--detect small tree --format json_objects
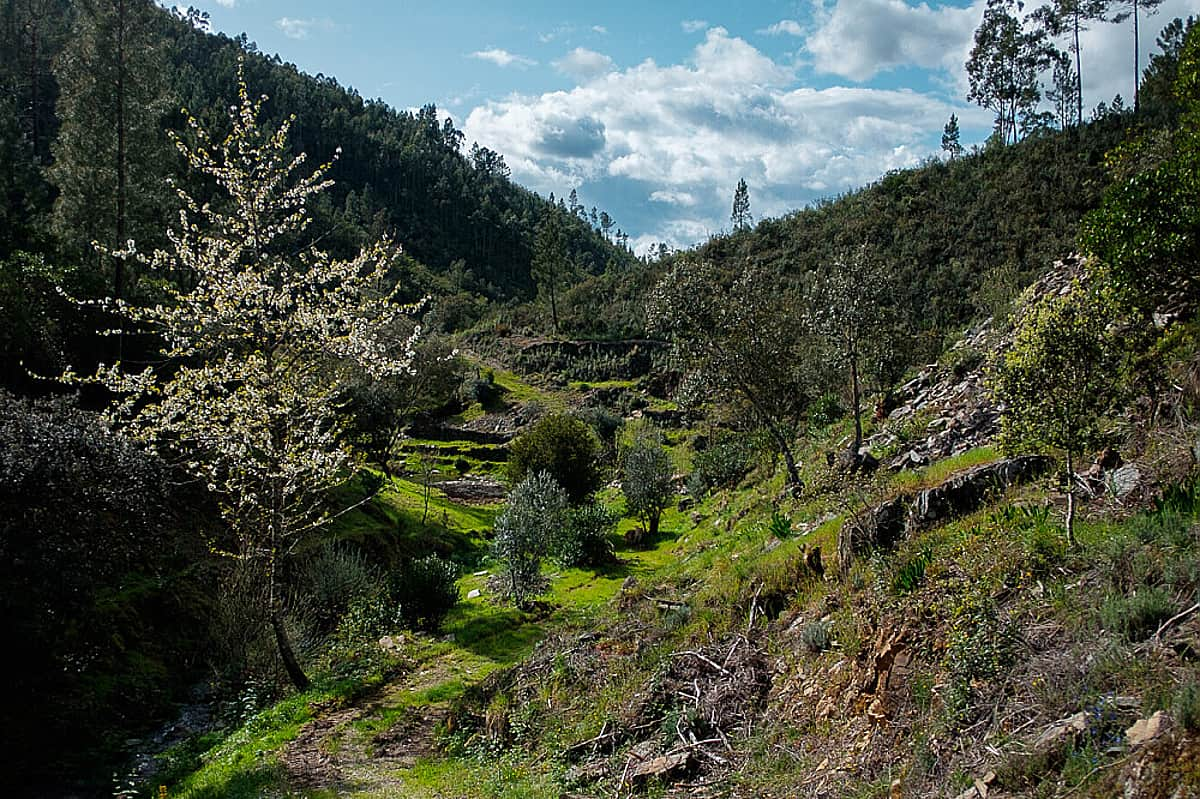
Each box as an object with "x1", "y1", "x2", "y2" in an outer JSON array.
[
  {"x1": 990, "y1": 273, "x2": 1124, "y2": 543},
  {"x1": 493, "y1": 471, "x2": 567, "y2": 607},
  {"x1": 64, "y1": 66, "x2": 424, "y2": 690},
  {"x1": 731, "y1": 178, "x2": 752, "y2": 231},
  {"x1": 809, "y1": 244, "x2": 895, "y2": 460},
  {"x1": 648, "y1": 259, "x2": 814, "y2": 486},
  {"x1": 506, "y1": 413, "x2": 602, "y2": 505},
  {"x1": 941, "y1": 114, "x2": 964, "y2": 159},
  {"x1": 621, "y1": 424, "x2": 673, "y2": 546}
]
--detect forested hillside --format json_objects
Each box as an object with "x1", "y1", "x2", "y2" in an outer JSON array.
[{"x1": 0, "y1": 0, "x2": 635, "y2": 391}]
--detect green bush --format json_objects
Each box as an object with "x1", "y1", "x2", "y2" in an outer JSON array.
[
  {"x1": 689, "y1": 432, "x2": 753, "y2": 493},
  {"x1": 552, "y1": 502, "x2": 618, "y2": 567},
  {"x1": 800, "y1": 619, "x2": 832, "y2": 653},
  {"x1": 392, "y1": 555, "x2": 461, "y2": 632},
  {"x1": 506, "y1": 414, "x2": 602, "y2": 505},
  {"x1": 299, "y1": 543, "x2": 381, "y2": 633},
  {"x1": 1099, "y1": 587, "x2": 1175, "y2": 642},
  {"x1": 808, "y1": 393, "x2": 843, "y2": 428},
  {"x1": 1173, "y1": 682, "x2": 1200, "y2": 732}
]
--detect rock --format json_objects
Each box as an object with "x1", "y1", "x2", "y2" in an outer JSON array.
[
  {"x1": 908, "y1": 455, "x2": 1051, "y2": 532},
  {"x1": 564, "y1": 759, "x2": 609, "y2": 785},
  {"x1": 1108, "y1": 464, "x2": 1141, "y2": 498},
  {"x1": 626, "y1": 749, "x2": 693, "y2": 785},
  {"x1": 1035, "y1": 711, "x2": 1089, "y2": 751},
  {"x1": 1126, "y1": 711, "x2": 1169, "y2": 749},
  {"x1": 466, "y1": 589, "x2": 482, "y2": 600},
  {"x1": 379, "y1": 634, "x2": 407, "y2": 654},
  {"x1": 677, "y1": 496, "x2": 695, "y2": 511}
]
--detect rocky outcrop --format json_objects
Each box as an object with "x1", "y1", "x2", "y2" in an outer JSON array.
[
  {"x1": 839, "y1": 455, "x2": 1052, "y2": 568},
  {"x1": 907, "y1": 454, "x2": 1052, "y2": 532}
]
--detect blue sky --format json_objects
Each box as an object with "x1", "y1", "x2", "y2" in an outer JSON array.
[{"x1": 186, "y1": 0, "x2": 1192, "y2": 254}]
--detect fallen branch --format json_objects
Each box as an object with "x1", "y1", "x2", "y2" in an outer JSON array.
[
  {"x1": 1154, "y1": 602, "x2": 1200, "y2": 642},
  {"x1": 672, "y1": 650, "x2": 731, "y2": 676}
]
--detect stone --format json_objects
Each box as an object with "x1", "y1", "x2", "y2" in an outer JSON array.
[
  {"x1": 1125, "y1": 711, "x2": 1169, "y2": 749},
  {"x1": 466, "y1": 589, "x2": 482, "y2": 600},
  {"x1": 1035, "y1": 711, "x2": 1089, "y2": 751},
  {"x1": 1108, "y1": 464, "x2": 1141, "y2": 499},
  {"x1": 626, "y1": 750, "x2": 693, "y2": 784}
]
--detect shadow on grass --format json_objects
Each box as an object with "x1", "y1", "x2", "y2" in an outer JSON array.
[
  {"x1": 449, "y1": 606, "x2": 545, "y2": 665},
  {"x1": 182, "y1": 764, "x2": 285, "y2": 799}
]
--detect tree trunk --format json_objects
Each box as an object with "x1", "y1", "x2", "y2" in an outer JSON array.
[
  {"x1": 648, "y1": 513, "x2": 659, "y2": 540},
  {"x1": 271, "y1": 608, "x2": 310, "y2": 691},
  {"x1": 1133, "y1": 0, "x2": 1141, "y2": 113},
  {"x1": 549, "y1": 283, "x2": 559, "y2": 334},
  {"x1": 1073, "y1": 12, "x2": 1083, "y2": 126},
  {"x1": 849, "y1": 353, "x2": 863, "y2": 456},
  {"x1": 114, "y1": 0, "x2": 127, "y2": 360},
  {"x1": 1065, "y1": 450, "x2": 1076, "y2": 546}
]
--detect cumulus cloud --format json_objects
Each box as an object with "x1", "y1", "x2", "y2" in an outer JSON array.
[
  {"x1": 275, "y1": 17, "x2": 338, "y2": 41},
  {"x1": 760, "y1": 19, "x2": 805, "y2": 36},
  {"x1": 214, "y1": 0, "x2": 234, "y2": 6},
  {"x1": 804, "y1": 0, "x2": 981, "y2": 81},
  {"x1": 592, "y1": 25, "x2": 608, "y2": 34},
  {"x1": 1071, "y1": 0, "x2": 1194, "y2": 112},
  {"x1": 553, "y1": 47, "x2": 616, "y2": 80},
  {"x1": 465, "y1": 27, "x2": 976, "y2": 251},
  {"x1": 469, "y1": 48, "x2": 537, "y2": 68},
  {"x1": 681, "y1": 19, "x2": 708, "y2": 33}
]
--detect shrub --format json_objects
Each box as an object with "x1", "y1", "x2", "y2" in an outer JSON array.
[
  {"x1": 465, "y1": 372, "x2": 504, "y2": 408},
  {"x1": 575, "y1": 406, "x2": 624, "y2": 459},
  {"x1": 299, "y1": 543, "x2": 381, "y2": 633},
  {"x1": 800, "y1": 620, "x2": 832, "y2": 653},
  {"x1": 808, "y1": 392, "x2": 844, "y2": 428},
  {"x1": 506, "y1": 414, "x2": 602, "y2": 505},
  {"x1": 1099, "y1": 587, "x2": 1174, "y2": 642},
  {"x1": 493, "y1": 472, "x2": 568, "y2": 607},
  {"x1": 1173, "y1": 682, "x2": 1200, "y2": 732},
  {"x1": 690, "y1": 432, "x2": 753, "y2": 493},
  {"x1": 767, "y1": 511, "x2": 792, "y2": 539},
  {"x1": 393, "y1": 555, "x2": 461, "y2": 632},
  {"x1": 553, "y1": 502, "x2": 618, "y2": 567}
]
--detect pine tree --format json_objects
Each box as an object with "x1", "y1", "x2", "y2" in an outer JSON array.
[
  {"x1": 941, "y1": 114, "x2": 964, "y2": 159},
  {"x1": 1109, "y1": 0, "x2": 1166, "y2": 112},
  {"x1": 731, "y1": 178, "x2": 752, "y2": 230},
  {"x1": 1031, "y1": 0, "x2": 1109, "y2": 125},
  {"x1": 49, "y1": 0, "x2": 172, "y2": 300},
  {"x1": 532, "y1": 209, "x2": 568, "y2": 333}
]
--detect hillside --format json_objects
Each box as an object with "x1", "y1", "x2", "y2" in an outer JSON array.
[{"x1": 1, "y1": 4, "x2": 1199, "y2": 798}]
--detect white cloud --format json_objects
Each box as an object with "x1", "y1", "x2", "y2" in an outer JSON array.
[
  {"x1": 804, "y1": 0, "x2": 982, "y2": 82},
  {"x1": 469, "y1": 48, "x2": 537, "y2": 68},
  {"x1": 214, "y1": 0, "x2": 234, "y2": 6},
  {"x1": 1072, "y1": 0, "x2": 1194, "y2": 113},
  {"x1": 592, "y1": 25, "x2": 608, "y2": 35},
  {"x1": 760, "y1": 19, "x2": 805, "y2": 36},
  {"x1": 650, "y1": 190, "x2": 699, "y2": 207},
  {"x1": 681, "y1": 19, "x2": 708, "y2": 33},
  {"x1": 275, "y1": 17, "x2": 337, "y2": 41},
  {"x1": 553, "y1": 47, "x2": 616, "y2": 80},
  {"x1": 465, "y1": 27, "x2": 975, "y2": 250}
]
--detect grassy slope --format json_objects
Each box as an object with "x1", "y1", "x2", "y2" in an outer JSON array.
[{"x1": 157, "y1": 360, "x2": 1200, "y2": 798}]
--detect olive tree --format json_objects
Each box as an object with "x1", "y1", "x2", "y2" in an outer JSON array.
[
  {"x1": 493, "y1": 471, "x2": 567, "y2": 608},
  {"x1": 64, "y1": 66, "x2": 424, "y2": 690},
  {"x1": 621, "y1": 423, "x2": 673, "y2": 546}
]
